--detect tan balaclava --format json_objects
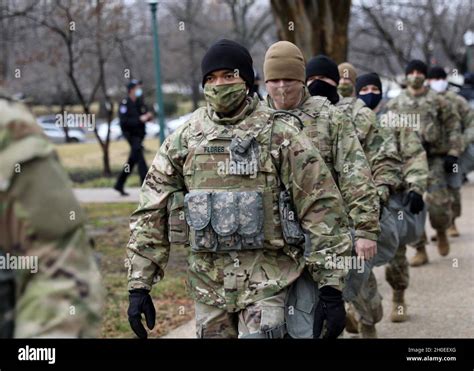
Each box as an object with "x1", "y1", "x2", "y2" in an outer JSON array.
[{"x1": 338, "y1": 62, "x2": 357, "y2": 97}]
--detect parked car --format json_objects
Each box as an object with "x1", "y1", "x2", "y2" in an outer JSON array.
[
  {"x1": 97, "y1": 118, "x2": 161, "y2": 142},
  {"x1": 166, "y1": 113, "x2": 193, "y2": 134},
  {"x1": 97, "y1": 118, "x2": 123, "y2": 141},
  {"x1": 37, "y1": 116, "x2": 86, "y2": 143}
]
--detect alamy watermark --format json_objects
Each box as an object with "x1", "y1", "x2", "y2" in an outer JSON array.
[
  {"x1": 217, "y1": 159, "x2": 258, "y2": 178},
  {"x1": 18, "y1": 345, "x2": 55, "y2": 364},
  {"x1": 379, "y1": 111, "x2": 420, "y2": 131},
  {"x1": 324, "y1": 253, "x2": 365, "y2": 273},
  {"x1": 0, "y1": 253, "x2": 38, "y2": 273},
  {"x1": 55, "y1": 111, "x2": 95, "y2": 131}
]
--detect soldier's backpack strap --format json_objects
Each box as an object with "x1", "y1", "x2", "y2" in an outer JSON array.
[
  {"x1": 265, "y1": 111, "x2": 306, "y2": 247},
  {"x1": 270, "y1": 110, "x2": 304, "y2": 130},
  {"x1": 299, "y1": 96, "x2": 331, "y2": 121},
  {"x1": 266, "y1": 110, "x2": 304, "y2": 159}
]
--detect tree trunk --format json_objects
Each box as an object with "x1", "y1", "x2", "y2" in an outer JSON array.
[{"x1": 270, "y1": 0, "x2": 351, "y2": 63}]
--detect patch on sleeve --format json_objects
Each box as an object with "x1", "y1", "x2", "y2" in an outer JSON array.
[{"x1": 119, "y1": 105, "x2": 127, "y2": 114}]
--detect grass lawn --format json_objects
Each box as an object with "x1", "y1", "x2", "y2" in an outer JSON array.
[
  {"x1": 55, "y1": 138, "x2": 160, "y2": 188},
  {"x1": 83, "y1": 203, "x2": 194, "y2": 338}
]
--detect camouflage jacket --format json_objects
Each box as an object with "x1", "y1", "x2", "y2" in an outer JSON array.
[
  {"x1": 267, "y1": 90, "x2": 380, "y2": 242},
  {"x1": 378, "y1": 101, "x2": 429, "y2": 195},
  {"x1": 439, "y1": 90, "x2": 474, "y2": 148},
  {"x1": 337, "y1": 96, "x2": 404, "y2": 203},
  {"x1": 0, "y1": 92, "x2": 103, "y2": 337},
  {"x1": 386, "y1": 88, "x2": 462, "y2": 157},
  {"x1": 126, "y1": 95, "x2": 352, "y2": 311}
]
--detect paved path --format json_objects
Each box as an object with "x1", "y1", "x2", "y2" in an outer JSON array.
[
  {"x1": 161, "y1": 181, "x2": 474, "y2": 338},
  {"x1": 74, "y1": 187, "x2": 140, "y2": 203}
]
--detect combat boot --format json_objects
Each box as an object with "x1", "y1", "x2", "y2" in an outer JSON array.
[
  {"x1": 437, "y1": 230, "x2": 450, "y2": 256},
  {"x1": 447, "y1": 222, "x2": 460, "y2": 238},
  {"x1": 359, "y1": 323, "x2": 377, "y2": 338},
  {"x1": 345, "y1": 311, "x2": 359, "y2": 334},
  {"x1": 409, "y1": 246, "x2": 428, "y2": 267},
  {"x1": 390, "y1": 290, "x2": 407, "y2": 322}
]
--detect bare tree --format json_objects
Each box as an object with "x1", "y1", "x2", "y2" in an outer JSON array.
[
  {"x1": 222, "y1": 0, "x2": 274, "y2": 49},
  {"x1": 270, "y1": 0, "x2": 352, "y2": 63},
  {"x1": 165, "y1": 0, "x2": 212, "y2": 109},
  {"x1": 350, "y1": 0, "x2": 474, "y2": 76},
  {"x1": 9, "y1": 0, "x2": 139, "y2": 175}
]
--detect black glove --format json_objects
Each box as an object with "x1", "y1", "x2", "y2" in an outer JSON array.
[
  {"x1": 128, "y1": 289, "x2": 156, "y2": 339},
  {"x1": 406, "y1": 191, "x2": 424, "y2": 214},
  {"x1": 313, "y1": 286, "x2": 346, "y2": 339},
  {"x1": 444, "y1": 155, "x2": 458, "y2": 173}
]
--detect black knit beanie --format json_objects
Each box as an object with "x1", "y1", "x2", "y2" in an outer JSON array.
[
  {"x1": 405, "y1": 59, "x2": 428, "y2": 76},
  {"x1": 356, "y1": 72, "x2": 382, "y2": 95},
  {"x1": 427, "y1": 66, "x2": 447, "y2": 79},
  {"x1": 306, "y1": 55, "x2": 340, "y2": 83},
  {"x1": 201, "y1": 39, "x2": 254, "y2": 87}
]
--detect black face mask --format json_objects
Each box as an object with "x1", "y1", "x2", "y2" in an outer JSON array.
[
  {"x1": 358, "y1": 93, "x2": 382, "y2": 110},
  {"x1": 308, "y1": 79, "x2": 339, "y2": 104}
]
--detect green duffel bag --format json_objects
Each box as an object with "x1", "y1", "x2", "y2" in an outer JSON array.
[
  {"x1": 460, "y1": 143, "x2": 474, "y2": 175},
  {"x1": 372, "y1": 205, "x2": 399, "y2": 267},
  {"x1": 389, "y1": 192, "x2": 427, "y2": 247},
  {"x1": 285, "y1": 269, "x2": 319, "y2": 338}
]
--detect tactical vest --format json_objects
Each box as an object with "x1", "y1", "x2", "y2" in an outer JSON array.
[
  {"x1": 175, "y1": 106, "x2": 303, "y2": 253},
  {"x1": 290, "y1": 96, "x2": 336, "y2": 180}
]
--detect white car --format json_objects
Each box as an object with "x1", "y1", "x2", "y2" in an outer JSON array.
[
  {"x1": 97, "y1": 118, "x2": 161, "y2": 142},
  {"x1": 166, "y1": 113, "x2": 193, "y2": 134},
  {"x1": 37, "y1": 116, "x2": 86, "y2": 143},
  {"x1": 97, "y1": 118, "x2": 123, "y2": 141}
]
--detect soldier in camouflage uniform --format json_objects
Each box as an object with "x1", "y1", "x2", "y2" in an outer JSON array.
[
  {"x1": 427, "y1": 66, "x2": 474, "y2": 238},
  {"x1": 0, "y1": 88, "x2": 103, "y2": 337},
  {"x1": 125, "y1": 39, "x2": 352, "y2": 339},
  {"x1": 377, "y1": 75, "x2": 429, "y2": 322},
  {"x1": 264, "y1": 43, "x2": 380, "y2": 259},
  {"x1": 337, "y1": 67, "x2": 403, "y2": 214},
  {"x1": 263, "y1": 43, "x2": 380, "y2": 339},
  {"x1": 340, "y1": 73, "x2": 428, "y2": 328},
  {"x1": 336, "y1": 67, "x2": 405, "y2": 337},
  {"x1": 386, "y1": 60, "x2": 462, "y2": 267}
]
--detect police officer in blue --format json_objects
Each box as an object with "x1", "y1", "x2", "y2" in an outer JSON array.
[{"x1": 114, "y1": 79, "x2": 153, "y2": 196}]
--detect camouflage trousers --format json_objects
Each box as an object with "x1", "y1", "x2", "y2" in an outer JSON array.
[
  {"x1": 425, "y1": 156, "x2": 454, "y2": 231},
  {"x1": 385, "y1": 244, "x2": 409, "y2": 291},
  {"x1": 347, "y1": 270, "x2": 383, "y2": 326},
  {"x1": 450, "y1": 187, "x2": 461, "y2": 220},
  {"x1": 412, "y1": 157, "x2": 453, "y2": 249},
  {"x1": 195, "y1": 289, "x2": 287, "y2": 338}
]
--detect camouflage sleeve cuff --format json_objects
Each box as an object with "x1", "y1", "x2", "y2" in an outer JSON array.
[
  {"x1": 127, "y1": 280, "x2": 153, "y2": 291},
  {"x1": 126, "y1": 250, "x2": 162, "y2": 292},
  {"x1": 448, "y1": 149, "x2": 461, "y2": 158},
  {"x1": 307, "y1": 266, "x2": 345, "y2": 291},
  {"x1": 408, "y1": 185, "x2": 424, "y2": 196},
  {"x1": 377, "y1": 185, "x2": 391, "y2": 205},
  {"x1": 354, "y1": 229, "x2": 378, "y2": 241}
]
